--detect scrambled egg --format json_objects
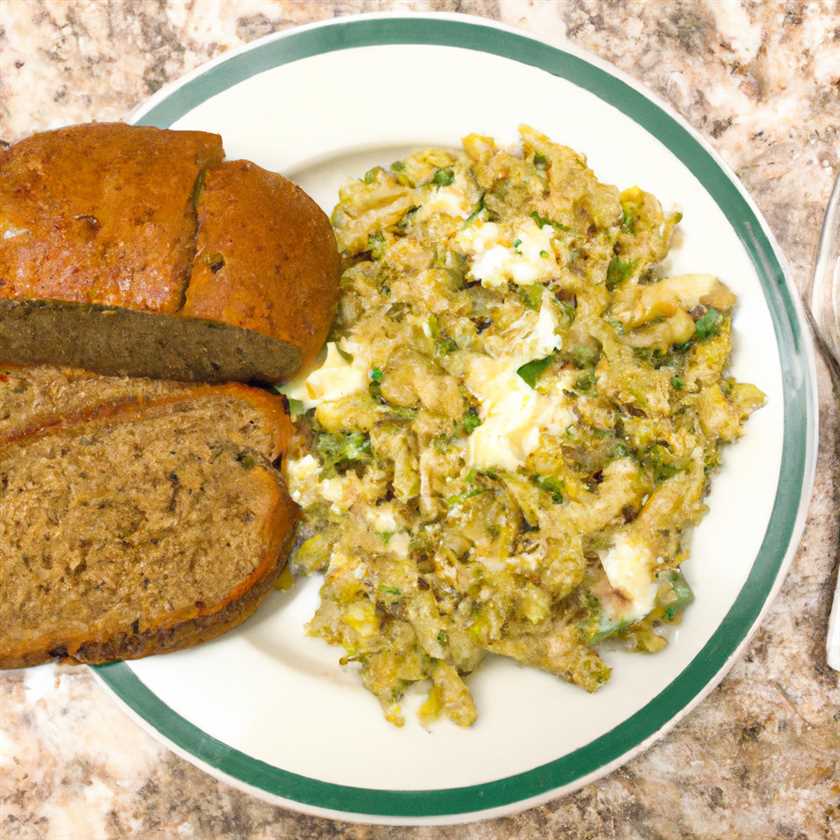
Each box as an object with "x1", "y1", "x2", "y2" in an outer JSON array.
[{"x1": 282, "y1": 126, "x2": 765, "y2": 727}]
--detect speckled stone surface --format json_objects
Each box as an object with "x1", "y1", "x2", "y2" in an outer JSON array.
[{"x1": 0, "y1": 1, "x2": 838, "y2": 838}]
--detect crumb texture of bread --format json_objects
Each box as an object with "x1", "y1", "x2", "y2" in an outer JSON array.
[
  {"x1": 0, "y1": 363, "x2": 190, "y2": 440},
  {"x1": 0, "y1": 123, "x2": 339, "y2": 383},
  {"x1": 0, "y1": 382, "x2": 298, "y2": 667}
]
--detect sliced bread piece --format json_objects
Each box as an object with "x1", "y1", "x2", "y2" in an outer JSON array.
[
  {"x1": 0, "y1": 384, "x2": 298, "y2": 668},
  {"x1": 0, "y1": 363, "x2": 191, "y2": 440},
  {"x1": 0, "y1": 123, "x2": 339, "y2": 383}
]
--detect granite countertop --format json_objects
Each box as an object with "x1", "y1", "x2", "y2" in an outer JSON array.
[{"x1": 0, "y1": 1, "x2": 838, "y2": 838}]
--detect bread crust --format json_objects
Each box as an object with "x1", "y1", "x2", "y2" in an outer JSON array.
[
  {"x1": 0, "y1": 124, "x2": 339, "y2": 383},
  {"x1": 0, "y1": 123, "x2": 223, "y2": 313},
  {"x1": 184, "y1": 160, "x2": 341, "y2": 370}
]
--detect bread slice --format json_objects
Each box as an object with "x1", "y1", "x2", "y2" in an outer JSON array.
[
  {"x1": 185, "y1": 160, "x2": 340, "y2": 372},
  {"x1": 0, "y1": 122, "x2": 224, "y2": 313},
  {"x1": 0, "y1": 123, "x2": 339, "y2": 383},
  {"x1": 0, "y1": 382, "x2": 298, "y2": 668},
  {"x1": 0, "y1": 363, "x2": 191, "y2": 441}
]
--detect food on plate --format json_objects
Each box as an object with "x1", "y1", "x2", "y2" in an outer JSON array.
[
  {"x1": 0, "y1": 376, "x2": 298, "y2": 668},
  {"x1": 0, "y1": 122, "x2": 339, "y2": 383},
  {"x1": 283, "y1": 125, "x2": 765, "y2": 726}
]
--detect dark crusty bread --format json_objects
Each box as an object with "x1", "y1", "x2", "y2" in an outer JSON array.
[
  {"x1": 0, "y1": 123, "x2": 223, "y2": 312},
  {"x1": 0, "y1": 379, "x2": 299, "y2": 668},
  {"x1": 185, "y1": 160, "x2": 340, "y2": 372},
  {"x1": 0, "y1": 123, "x2": 339, "y2": 383}
]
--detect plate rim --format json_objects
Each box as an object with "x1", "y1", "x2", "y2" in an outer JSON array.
[{"x1": 95, "y1": 11, "x2": 819, "y2": 825}]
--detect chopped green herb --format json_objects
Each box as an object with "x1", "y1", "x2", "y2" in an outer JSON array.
[
  {"x1": 606, "y1": 256, "x2": 636, "y2": 290},
  {"x1": 367, "y1": 231, "x2": 386, "y2": 260},
  {"x1": 513, "y1": 238, "x2": 522, "y2": 252},
  {"x1": 316, "y1": 431, "x2": 372, "y2": 474},
  {"x1": 531, "y1": 474, "x2": 564, "y2": 503},
  {"x1": 462, "y1": 408, "x2": 482, "y2": 434},
  {"x1": 390, "y1": 160, "x2": 405, "y2": 171},
  {"x1": 656, "y1": 569, "x2": 694, "y2": 622},
  {"x1": 396, "y1": 206, "x2": 419, "y2": 231},
  {"x1": 445, "y1": 487, "x2": 488, "y2": 507},
  {"x1": 464, "y1": 193, "x2": 485, "y2": 224},
  {"x1": 620, "y1": 206, "x2": 636, "y2": 233},
  {"x1": 530, "y1": 210, "x2": 569, "y2": 231},
  {"x1": 575, "y1": 371, "x2": 595, "y2": 392},
  {"x1": 388, "y1": 406, "x2": 418, "y2": 421},
  {"x1": 533, "y1": 152, "x2": 548, "y2": 170},
  {"x1": 557, "y1": 298, "x2": 577, "y2": 325},
  {"x1": 571, "y1": 344, "x2": 600, "y2": 369},
  {"x1": 671, "y1": 375, "x2": 685, "y2": 390},
  {"x1": 539, "y1": 249, "x2": 550, "y2": 258},
  {"x1": 519, "y1": 283, "x2": 544, "y2": 311},
  {"x1": 517, "y1": 355, "x2": 554, "y2": 388},
  {"x1": 379, "y1": 532, "x2": 394, "y2": 545},
  {"x1": 431, "y1": 167, "x2": 454, "y2": 187},
  {"x1": 694, "y1": 307, "x2": 723, "y2": 340},
  {"x1": 644, "y1": 444, "x2": 680, "y2": 483},
  {"x1": 436, "y1": 629, "x2": 449, "y2": 645},
  {"x1": 379, "y1": 585, "x2": 402, "y2": 597},
  {"x1": 613, "y1": 442, "x2": 632, "y2": 459},
  {"x1": 370, "y1": 367, "x2": 384, "y2": 383},
  {"x1": 435, "y1": 334, "x2": 458, "y2": 356}
]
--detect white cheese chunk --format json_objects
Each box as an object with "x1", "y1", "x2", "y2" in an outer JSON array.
[
  {"x1": 599, "y1": 532, "x2": 659, "y2": 622},
  {"x1": 456, "y1": 218, "x2": 558, "y2": 289},
  {"x1": 465, "y1": 296, "x2": 573, "y2": 471},
  {"x1": 417, "y1": 184, "x2": 471, "y2": 220},
  {"x1": 285, "y1": 454, "x2": 321, "y2": 507}
]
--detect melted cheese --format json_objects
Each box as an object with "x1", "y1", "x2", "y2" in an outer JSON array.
[{"x1": 282, "y1": 342, "x2": 367, "y2": 410}]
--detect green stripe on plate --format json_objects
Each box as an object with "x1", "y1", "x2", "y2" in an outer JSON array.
[{"x1": 97, "y1": 16, "x2": 813, "y2": 820}]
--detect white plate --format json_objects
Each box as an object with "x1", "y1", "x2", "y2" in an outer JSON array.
[{"x1": 93, "y1": 12, "x2": 818, "y2": 825}]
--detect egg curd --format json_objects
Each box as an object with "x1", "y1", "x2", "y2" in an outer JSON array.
[{"x1": 281, "y1": 126, "x2": 764, "y2": 727}]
